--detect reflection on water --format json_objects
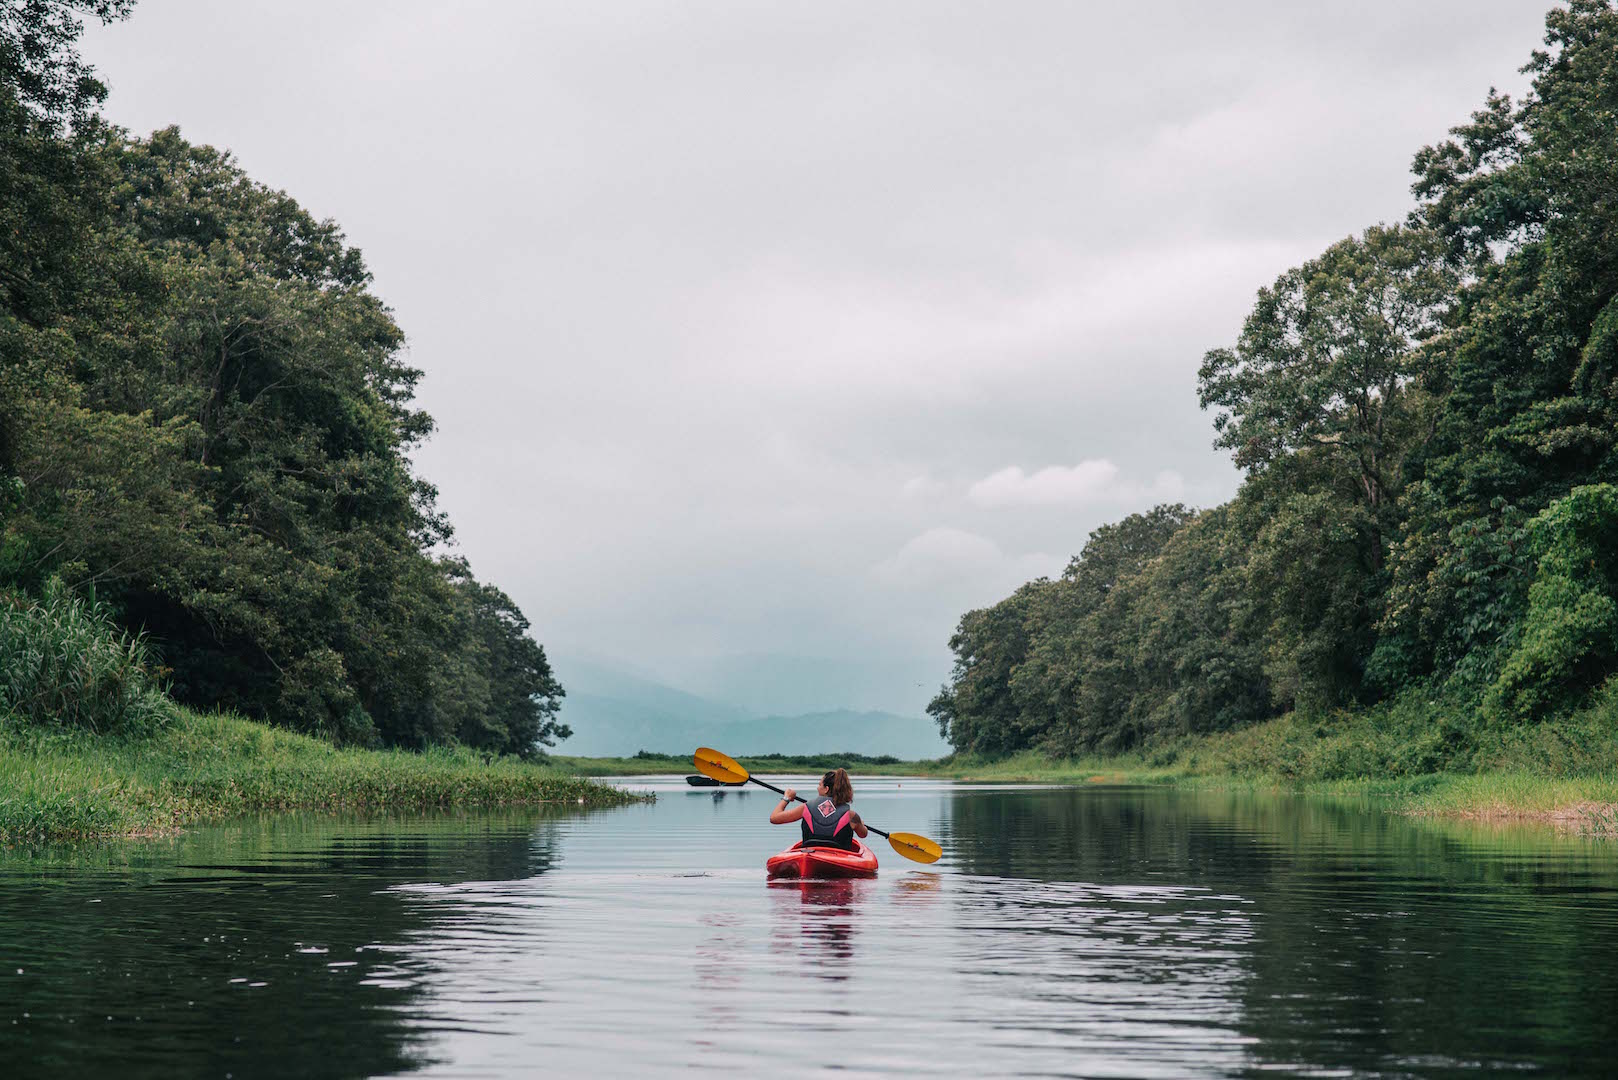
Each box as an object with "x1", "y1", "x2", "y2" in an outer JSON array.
[
  {"x1": 4, "y1": 783, "x2": 1618, "y2": 1077},
  {"x1": 770, "y1": 878, "x2": 864, "y2": 978},
  {"x1": 0, "y1": 813, "x2": 561, "y2": 1078}
]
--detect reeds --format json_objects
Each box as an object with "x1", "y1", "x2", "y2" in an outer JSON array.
[
  {"x1": 0, "y1": 709, "x2": 647, "y2": 843},
  {"x1": 0, "y1": 581, "x2": 647, "y2": 843},
  {"x1": 0, "y1": 579, "x2": 170, "y2": 736}
]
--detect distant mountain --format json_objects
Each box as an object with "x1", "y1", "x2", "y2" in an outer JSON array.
[
  {"x1": 680, "y1": 651, "x2": 938, "y2": 717},
  {"x1": 704, "y1": 709, "x2": 950, "y2": 759},
  {"x1": 551, "y1": 659, "x2": 948, "y2": 759}
]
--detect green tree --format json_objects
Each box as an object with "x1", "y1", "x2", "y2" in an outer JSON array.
[
  {"x1": 1486, "y1": 484, "x2": 1618, "y2": 720},
  {"x1": 1023, "y1": 505, "x2": 1194, "y2": 753},
  {"x1": 444, "y1": 561, "x2": 569, "y2": 754},
  {"x1": 930, "y1": 2, "x2": 1618, "y2": 758},
  {"x1": 928, "y1": 580, "x2": 1051, "y2": 756},
  {"x1": 1240, "y1": 488, "x2": 1382, "y2": 708},
  {"x1": 1, "y1": 4, "x2": 570, "y2": 756},
  {"x1": 1130, "y1": 507, "x2": 1271, "y2": 738},
  {"x1": 0, "y1": 2, "x2": 130, "y2": 131},
  {"x1": 929, "y1": 507, "x2": 1195, "y2": 757},
  {"x1": 1198, "y1": 225, "x2": 1454, "y2": 518},
  {"x1": 1389, "y1": 0, "x2": 1618, "y2": 688}
]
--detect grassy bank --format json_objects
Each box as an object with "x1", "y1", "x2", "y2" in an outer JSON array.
[
  {"x1": 0, "y1": 708, "x2": 647, "y2": 844},
  {"x1": 917, "y1": 693, "x2": 1618, "y2": 830},
  {"x1": 911, "y1": 750, "x2": 1618, "y2": 827}
]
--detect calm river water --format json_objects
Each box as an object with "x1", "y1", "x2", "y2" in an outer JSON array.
[{"x1": 3, "y1": 778, "x2": 1618, "y2": 1077}]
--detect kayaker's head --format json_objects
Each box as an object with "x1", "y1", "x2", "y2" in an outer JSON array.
[{"x1": 819, "y1": 767, "x2": 853, "y2": 805}]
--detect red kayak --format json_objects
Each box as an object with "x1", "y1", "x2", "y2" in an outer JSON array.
[{"x1": 766, "y1": 838, "x2": 879, "y2": 879}]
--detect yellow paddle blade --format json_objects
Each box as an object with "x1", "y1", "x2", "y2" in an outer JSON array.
[
  {"x1": 692, "y1": 746, "x2": 749, "y2": 785},
  {"x1": 886, "y1": 832, "x2": 942, "y2": 864}
]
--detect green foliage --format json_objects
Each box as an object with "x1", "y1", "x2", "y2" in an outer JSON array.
[
  {"x1": 0, "y1": 578, "x2": 168, "y2": 735},
  {"x1": 1487, "y1": 485, "x2": 1618, "y2": 719},
  {"x1": 1199, "y1": 225, "x2": 1453, "y2": 511},
  {"x1": 1377, "y1": 493, "x2": 1534, "y2": 689},
  {"x1": 0, "y1": 707, "x2": 644, "y2": 843},
  {"x1": 1129, "y1": 507, "x2": 1270, "y2": 735},
  {"x1": 0, "y1": 2, "x2": 131, "y2": 131},
  {"x1": 927, "y1": 579, "x2": 1050, "y2": 756},
  {"x1": 440, "y1": 560, "x2": 569, "y2": 755},
  {"x1": 934, "y1": 2, "x2": 1618, "y2": 763},
  {"x1": 1036, "y1": 504, "x2": 1197, "y2": 753},
  {"x1": 1243, "y1": 490, "x2": 1381, "y2": 707},
  {"x1": 930, "y1": 506, "x2": 1199, "y2": 757},
  {"x1": 0, "y1": 3, "x2": 567, "y2": 756}
]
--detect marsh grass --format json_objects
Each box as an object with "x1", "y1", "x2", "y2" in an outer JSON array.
[
  {"x1": 1576, "y1": 803, "x2": 1618, "y2": 835},
  {"x1": 0, "y1": 708, "x2": 645, "y2": 843},
  {"x1": 911, "y1": 696, "x2": 1618, "y2": 830},
  {"x1": 0, "y1": 580, "x2": 169, "y2": 736}
]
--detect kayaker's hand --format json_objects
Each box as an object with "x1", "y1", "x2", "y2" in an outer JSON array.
[{"x1": 782, "y1": 787, "x2": 796, "y2": 802}]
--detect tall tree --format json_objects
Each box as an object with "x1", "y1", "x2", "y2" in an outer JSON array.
[
  {"x1": 1198, "y1": 225, "x2": 1454, "y2": 519},
  {"x1": 1, "y1": 4, "x2": 571, "y2": 755},
  {"x1": 928, "y1": 580, "x2": 1051, "y2": 756},
  {"x1": 1385, "y1": 0, "x2": 1618, "y2": 688},
  {"x1": 1019, "y1": 506, "x2": 1194, "y2": 754}
]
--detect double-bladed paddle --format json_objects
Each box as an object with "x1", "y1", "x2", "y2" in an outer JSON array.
[{"x1": 692, "y1": 746, "x2": 943, "y2": 865}]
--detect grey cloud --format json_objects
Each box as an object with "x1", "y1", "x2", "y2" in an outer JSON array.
[{"x1": 83, "y1": 0, "x2": 1548, "y2": 716}]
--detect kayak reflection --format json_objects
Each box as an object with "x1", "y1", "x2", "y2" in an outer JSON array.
[
  {"x1": 768, "y1": 878, "x2": 871, "y2": 981},
  {"x1": 893, "y1": 871, "x2": 943, "y2": 902}
]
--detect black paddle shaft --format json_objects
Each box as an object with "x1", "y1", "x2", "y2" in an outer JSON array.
[{"x1": 749, "y1": 776, "x2": 891, "y2": 840}]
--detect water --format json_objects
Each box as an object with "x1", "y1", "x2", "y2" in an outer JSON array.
[{"x1": 4, "y1": 778, "x2": 1618, "y2": 1078}]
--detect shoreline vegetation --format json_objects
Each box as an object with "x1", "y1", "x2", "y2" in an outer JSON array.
[
  {"x1": 554, "y1": 698, "x2": 1618, "y2": 834},
  {"x1": 0, "y1": 707, "x2": 645, "y2": 845},
  {"x1": 1, "y1": 6, "x2": 599, "y2": 849},
  {"x1": 3, "y1": 6, "x2": 569, "y2": 762}
]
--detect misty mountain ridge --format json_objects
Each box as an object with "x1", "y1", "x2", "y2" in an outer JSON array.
[{"x1": 552, "y1": 659, "x2": 948, "y2": 758}]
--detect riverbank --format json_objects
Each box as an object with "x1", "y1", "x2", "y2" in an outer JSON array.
[
  {"x1": 913, "y1": 753, "x2": 1618, "y2": 832},
  {"x1": 0, "y1": 709, "x2": 646, "y2": 844},
  {"x1": 555, "y1": 701, "x2": 1618, "y2": 832},
  {"x1": 935, "y1": 698, "x2": 1618, "y2": 826}
]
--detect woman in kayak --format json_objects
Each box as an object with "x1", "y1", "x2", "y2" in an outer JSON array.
[{"x1": 770, "y1": 768, "x2": 868, "y2": 851}]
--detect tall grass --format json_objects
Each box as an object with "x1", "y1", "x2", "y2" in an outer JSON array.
[
  {"x1": 0, "y1": 579, "x2": 169, "y2": 736},
  {"x1": 888, "y1": 686, "x2": 1618, "y2": 827},
  {"x1": 0, "y1": 579, "x2": 646, "y2": 843},
  {"x1": 0, "y1": 708, "x2": 648, "y2": 843}
]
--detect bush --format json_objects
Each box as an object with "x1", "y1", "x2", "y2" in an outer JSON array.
[
  {"x1": 0, "y1": 579, "x2": 170, "y2": 735},
  {"x1": 1487, "y1": 485, "x2": 1618, "y2": 721}
]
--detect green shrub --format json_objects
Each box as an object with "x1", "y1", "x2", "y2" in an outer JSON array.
[
  {"x1": 1487, "y1": 485, "x2": 1618, "y2": 721},
  {"x1": 0, "y1": 579, "x2": 170, "y2": 736}
]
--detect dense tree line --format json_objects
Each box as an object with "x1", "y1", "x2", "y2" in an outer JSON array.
[
  {"x1": 0, "y1": 2, "x2": 567, "y2": 753},
  {"x1": 932, "y1": 1, "x2": 1618, "y2": 756}
]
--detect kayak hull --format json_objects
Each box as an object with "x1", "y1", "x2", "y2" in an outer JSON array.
[
  {"x1": 685, "y1": 774, "x2": 742, "y2": 787},
  {"x1": 766, "y1": 838, "x2": 878, "y2": 879}
]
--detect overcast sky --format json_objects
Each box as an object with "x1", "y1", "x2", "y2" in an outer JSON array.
[{"x1": 81, "y1": 1, "x2": 1549, "y2": 716}]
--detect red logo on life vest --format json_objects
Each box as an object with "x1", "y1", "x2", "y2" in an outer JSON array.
[{"x1": 817, "y1": 799, "x2": 836, "y2": 817}]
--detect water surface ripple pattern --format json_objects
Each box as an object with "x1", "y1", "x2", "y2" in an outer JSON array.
[{"x1": 3, "y1": 780, "x2": 1617, "y2": 1077}]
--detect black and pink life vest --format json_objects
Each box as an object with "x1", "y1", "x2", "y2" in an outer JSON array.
[{"x1": 801, "y1": 797, "x2": 855, "y2": 850}]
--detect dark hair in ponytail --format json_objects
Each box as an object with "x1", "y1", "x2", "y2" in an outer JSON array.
[{"x1": 822, "y1": 767, "x2": 854, "y2": 805}]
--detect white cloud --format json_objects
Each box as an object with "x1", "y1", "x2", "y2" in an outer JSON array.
[
  {"x1": 871, "y1": 527, "x2": 1055, "y2": 592},
  {"x1": 900, "y1": 475, "x2": 947, "y2": 499},
  {"x1": 967, "y1": 461, "x2": 1187, "y2": 508}
]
